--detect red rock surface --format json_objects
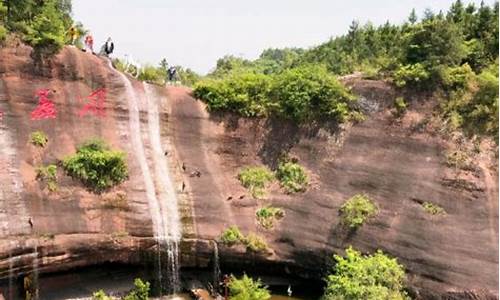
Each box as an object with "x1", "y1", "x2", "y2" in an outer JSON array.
[{"x1": 0, "y1": 45, "x2": 497, "y2": 299}]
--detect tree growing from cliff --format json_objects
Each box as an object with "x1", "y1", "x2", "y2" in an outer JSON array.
[{"x1": 324, "y1": 247, "x2": 409, "y2": 300}]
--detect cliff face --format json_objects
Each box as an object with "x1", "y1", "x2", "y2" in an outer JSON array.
[{"x1": 0, "y1": 45, "x2": 497, "y2": 299}]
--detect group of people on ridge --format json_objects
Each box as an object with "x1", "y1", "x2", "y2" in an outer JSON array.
[
  {"x1": 68, "y1": 26, "x2": 114, "y2": 57},
  {"x1": 68, "y1": 25, "x2": 178, "y2": 85}
]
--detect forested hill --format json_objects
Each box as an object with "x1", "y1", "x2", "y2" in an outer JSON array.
[{"x1": 195, "y1": 0, "x2": 498, "y2": 140}]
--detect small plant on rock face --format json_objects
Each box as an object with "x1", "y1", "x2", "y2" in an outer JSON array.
[
  {"x1": 35, "y1": 164, "x2": 58, "y2": 192},
  {"x1": 393, "y1": 97, "x2": 407, "y2": 117},
  {"x1": 62, "y1": 138, "x2": 128, "y2": 193},
  {"x1": 243, "y1": 232, "x2": 268, "y2": 252},
  {"x1": 276, "y1": 161, "x2": 308, "y2": 193},
  {"x1": 256, "y1": 206, "x2": 284, "y2": 229},
  {"x1": 422, "y1": 201, "x2": 446, "y2": 215},
  {"x1": 220, "y1": 225, "x2": 244, "y2": 246},
  {"x1": 238, "y1": 166, "x2": 274, "y2": 198},
  {"x1": 340, "y1": 194, "x2": 378, "y2": 228},
  {"x1": 30, "y1": 131, "x2": 48, "y2": 147}
]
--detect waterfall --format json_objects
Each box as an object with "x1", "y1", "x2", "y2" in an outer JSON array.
[
  {"x1": 110, "y1": 63, "x2": 181, "y2": 294},
  {"x1": 144, "y1": 83, "x2": 182, "y2": 292},
  {"x1": 32, "y1": 243, "x2": 39, "y2": 300},
  {"x1": 8, "y1": 249, "x2": 13, "y2": 300},
  {"x1": 212, "y1": 240, "x2": 221, "y2": 292}
]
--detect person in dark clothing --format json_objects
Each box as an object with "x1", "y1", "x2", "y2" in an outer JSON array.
[
  {"x1": 167, "y1": 66, "x2": 177, "y2": 82},
  {"x1": 104, "y1": 37, "x2": 114, "y2": 57}
]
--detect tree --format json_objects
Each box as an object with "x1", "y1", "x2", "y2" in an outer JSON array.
[
  {"x1": 408, "y1": 8, "x2": 418, "y2": 24},
  {"x1": 448, "y1": 0, "x2": 465, "y2": 23},
  {"x1": 323, "y1": 247, "x2": 409, "y2": 300},
  {"x1": 25, "y1": 0, "x2": 66, "y2": 56},
  {"x1": 228, "y1": 274, "x2": 271, "y2": 300}
]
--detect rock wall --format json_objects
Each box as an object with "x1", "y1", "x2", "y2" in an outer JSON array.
[{"x1": 0, "y1": 44, "x2": 497, "y2": 299}]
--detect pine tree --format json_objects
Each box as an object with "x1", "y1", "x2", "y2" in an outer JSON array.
[
  {"x1": 408, "y1": 8, "x2": 418, "y2": 24},
  {"x1": 448, "y1": 0, "x2": 465, "y2": 23}
]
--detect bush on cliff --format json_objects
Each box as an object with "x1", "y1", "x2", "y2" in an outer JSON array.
[
  {"x1": 193, "y1": 65, "x2": 356, "y2": 122},
  {"x1": 228, "y1": 274, "x2": 271, "y2": 300},
  {"x1": 340, "y1": 194, "x2": 378, "y2": 228},
  {"x1": 63, "y1": 138, "x2": 128, "y2": 193},
  {"x1": 323, "y1": 247, "x2": 409, "y2": 300},
  {"x1": 238, "y1": 166, "x2": 274, "y2": 198},
  {"x1": 276, "y1": 161, "x2": 308, "y2": 193}
]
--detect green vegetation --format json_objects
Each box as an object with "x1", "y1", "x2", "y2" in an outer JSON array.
[
  {"x1": 62, "y1": 138, "x2": 128, "y2": 193},
  {"x1": 238, "y1": 166, "x2": 274, "y2": 198},
  {"x1": 393, "y1": 97, "x2": 408, "y2": 117},
  {"x1": 220, "y1": 226, "x2": 268, "y2": 252},
  {"x1": 220, "y1": 225, "x2": 244, "y2": 246},
  {"x1": 276, "y1": 161, "x2": 308, "y2": 193},
  {"x1": 324, "y1": 247, "x2": 409, "y2": 300},
  {"x1": 256, "y1": 206, "x2": 284, "y2": 229},
  {"x1": 422, "y1": 201, "x2": 446, "y2": 215},
  {"x1": 200, "y1": 1, "x2": 498, "y2": 139},
  {"x1": 243, "y1": 232, "x2": 268, "y2": 252},
  {"x1": 2, "y1": 0, "x2": 74, "y2": 57},
  {"x1": 228, "y1": 274, "x2": 271, "y2": 300},
  {"x1": 445, "y1": 149, "x2": 472, "y2": 170},
  {"x1": 194, "y1": 65, "x2": 356, "y2": 122},
  {"x1": 92, "y1": 278, "x2": 149, "y2": 300},
  {"x1": 30, "y1": 131, "x2": 48, "y2": 147},
  {"x1": 35, "y1": 164, "x2": 57, "y2": 192},
  {"x1": 340, "y1": 194, "x2": 378, "y2": 228}
]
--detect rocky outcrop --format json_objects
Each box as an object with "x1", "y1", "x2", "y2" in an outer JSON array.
[{"x1": 0, "y1": 44, "x2": 497, "y2": 299}]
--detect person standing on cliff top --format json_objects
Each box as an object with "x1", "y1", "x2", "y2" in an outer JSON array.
[
  {"x1": 104, "y1": 37, "x2": 114, "y2": 57},
  {"x1": 68, "y1": 26, "x2": 79, "y2": 46},
  {"x1": 84, "y1": 34, "x2": 94, "y2": 54}
]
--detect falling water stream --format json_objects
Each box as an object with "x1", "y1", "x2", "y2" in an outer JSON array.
[
  {"x1": 212, "y1": 240, "x2": 220, "y2": 292},
  {"x1": 111, "y1": 63, "x2": 181, "y2": 294}
]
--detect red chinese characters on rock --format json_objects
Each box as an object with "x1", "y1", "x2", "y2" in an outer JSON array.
[
  {"x1": 31, "y1": 89, "x2": 57, "y2": 120},
  {"x1": 78, "y1": 88, "x2": 106, "y2": 118}
]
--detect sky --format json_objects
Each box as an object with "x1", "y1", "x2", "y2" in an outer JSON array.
[{"x1": 72, "y1": 0, "x2": 494, "y2": 74}]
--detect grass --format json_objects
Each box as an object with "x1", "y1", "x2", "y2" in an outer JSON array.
[
  {"x1": 220, "y1": 226, "x2": 268, "y2": 252},
  {"x1": 238, "y1": 166, "x2": 274, "y2": 198},
  {"x1": 30, "y1": 131, "x2": 48, "y2": 147},
  {"x1": 35, "y1": 164, "x2": 58, "y2": 192},
  {"x1": 276, "y1": 161, "x2": 308, "y2": 193},
  {"x1": 422, "y1": 201, "x2": 446, "y2": 215},
  {"x1": 256, "y1": 206, "x2": 284, "y2": 229},
  {"x1": 243, "y1": 233, "x2": 268, "y2": 252},
  {"x1": 340, "y1": 194, "x2": 378, "y2": 228}
]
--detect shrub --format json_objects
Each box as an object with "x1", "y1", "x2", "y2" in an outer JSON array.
[
  {"x1": 271, "y1": 65, "x2": 355, "y2": 122},
  {"x1": 243, "y1": 233, "x2": 268, "y2": 252},
  {"x1": 238, "y1": 166, "x2": 274, "y2": 198},
  {"x1": 62, "y1": 138, "x2": 128, "y2": 192},
  {"x1": 220, "y1": 226, "x2": 244, "y2": 246},
  {"x1": 340, "y1": 194, "x2": 378, "y2": 228},
  {"x1": 422, "y1": 202, "x2": 446, "y2": 215},
  {"x1": 276, "y1": 161, "x2": 308, "y2": 193},
  {"x1": 323, "y1": 247, "x2": 409, "y2": 300},
  {"x1": 92, "y1": 290, "x2": 111, "y2": 300},
  {"x1": 137, "y1": 64, "x2": 164, "y2": 84},
  {"x1": 123, "y1": 278, "x2": 150, "y2": 300},
  {"x1": 194, "y1": 65, "x2": 356, "y2": 122},
  {"x1": 256, "y1": 206, "x2": 284, "y2": 229},
  {"x1": 445, "y1": 149, "x2": 472, "y2": 170},
  {"x1": 193, "y1": 72, "x2": 272, "y2": 117},
  {"x1": 228, "y1": 274, "x2": 271, "y2": 300},
  {"x1": 30, "y1": 131, "x2": 48, "y2": 147},
  {"x1": 36, "y1": 164, "x2": 58, "y2": 192},
  {"x1": 393, "y1": 97, "x2": 407, "y2": 117},
  {"x1": 393, "y1": 63, "x2": 430, "y2": 88}
]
